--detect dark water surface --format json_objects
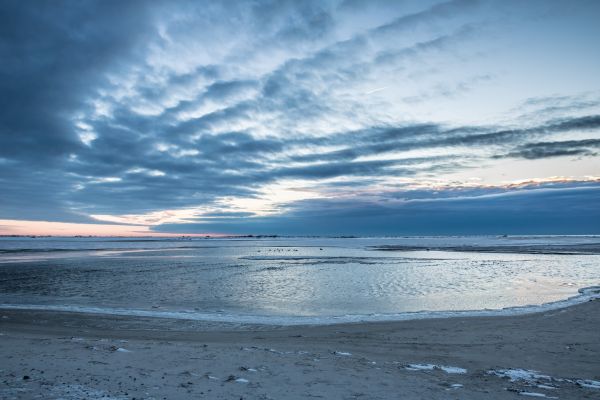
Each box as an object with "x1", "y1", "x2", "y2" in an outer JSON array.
[{"x1": 1, "y1": 236, "x2": 599, "y2": 323}]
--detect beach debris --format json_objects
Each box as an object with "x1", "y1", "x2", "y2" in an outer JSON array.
[
  {"x1": 204, "y1": 373, "x2": 219, "y2": 380},
  {"x1": 22, "y1": 375, "x2": 30, "y2": 380},
  {"x1": 267, "y1": 348, "x2": 283, "y2": 354},
  {"x1": 179, "y1": 370, "x2": 201, "y2": 377},
  {"x1": 404, "y1": 364, "x2": 467, "y2": 374},
  {"x1": 225, "y1": 375, "x2": 249, "y2": 383},
  {"x1": 109, "y1": 345, "x2": 131, "y2": 353},
  {"x1": 444, "y1": 382, "x2": 464, "y2": 390}
]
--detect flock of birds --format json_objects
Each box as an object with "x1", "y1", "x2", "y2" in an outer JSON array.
[{"x1": 256, "y1": 248, "x2": 324, "y2": 252}]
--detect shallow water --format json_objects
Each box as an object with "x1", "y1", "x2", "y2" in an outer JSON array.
[{"x1": 0, "y1": 236, "x2": 599, "y2": 322}]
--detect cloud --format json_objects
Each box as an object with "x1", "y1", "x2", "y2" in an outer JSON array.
[
  {"x1": 0, "y1": 0, "x2": 598, "y2": 235},
  {"x1": 153, "y1": 183, "x2": 600, "y2": 235},
  {"x1": 288, "y1": 114, "x2": 600, "y2": 165},
  {"x1": 499, "y1": 139, "x2": 600, "y2": 159},
  {"x1": 0, "y1": 1, "x2": 158, "y2": 164}
]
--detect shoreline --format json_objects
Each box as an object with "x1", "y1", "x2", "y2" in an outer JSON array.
[
  {"x1": 2, "y1": 298, "x2": 599, "y2": 399},
  {"x1": 1, "y1": 285, "x2": 599, "y2": 326}
]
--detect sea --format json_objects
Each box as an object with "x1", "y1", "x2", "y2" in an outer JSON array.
[{"x1": 1, "y1": 235, "x2": 599, "y2": 325}]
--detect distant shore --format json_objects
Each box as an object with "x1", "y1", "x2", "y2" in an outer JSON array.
[
  {"x1": 2, "y1": 299, "x2": 599, "y2": 399},
  {"x1": 371, "y1": 242, "x2": 600, "y2": 254}
]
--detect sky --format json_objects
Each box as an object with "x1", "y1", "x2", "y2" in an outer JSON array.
[{"x1": 0, "y1": 0, "x2": 599, "y2": 236}]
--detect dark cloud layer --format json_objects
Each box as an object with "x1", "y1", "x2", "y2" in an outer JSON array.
[
  {"x1": 499, "y1": 139, "x2": 600, "y2": 159},
  {"x1": 155, "y1": 184, "x2": 600, "y2": 235},
  {"x1": 0, "y1": 0, "x2": 155, "y2": 164},
  {"x1": 53, "y1": 112, "x2": 598, "y2": 216},
  {"x1": 0, "y1": 0, "x2": 158, "y2": 221}
]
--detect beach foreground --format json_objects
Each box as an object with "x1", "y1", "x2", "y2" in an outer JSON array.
[{"x1": 1, "y1": 300, "x2": 599, "y2": 400}]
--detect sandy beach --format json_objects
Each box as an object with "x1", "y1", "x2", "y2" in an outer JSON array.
[
  {"x1": 3, "y1": 0, "x2": 600, "y2": 398},
  {"x1": 1, "y1": 299, "x2": 599, "y2": 400}
]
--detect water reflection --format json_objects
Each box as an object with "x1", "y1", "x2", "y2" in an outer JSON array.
[{"x1": 0, "y1": 237, "x2": 599, "y2": 317}]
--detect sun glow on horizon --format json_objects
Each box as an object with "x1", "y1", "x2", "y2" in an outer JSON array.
[{"x1": 0, "y1": 219, "x2": 217, "y2": 237}]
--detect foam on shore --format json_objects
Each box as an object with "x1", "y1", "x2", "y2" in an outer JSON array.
[{"x1": 1, "y1": 286, "x2": 598, "y2": 326}]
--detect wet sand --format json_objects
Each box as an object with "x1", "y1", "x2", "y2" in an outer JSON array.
[{"x1": 1, "y1": 299, "x2": 599, "y2": 399}]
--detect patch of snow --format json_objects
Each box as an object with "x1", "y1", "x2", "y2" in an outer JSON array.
[
  {"x1": 405, "y1": 363, "x2": 436, "y2": 371},
  {"x1": 490, "y1": 368, "x2": 600, "y2": 391},
  {"x1": 115, "y1": 347, "x2": 131, "y2": 353},
  {"x1": 439, "y1": 366, "x2": 467, "y2": 374},
  {"x1": 488, "y1": 368, "x2": 552, "y2": 383},
  {"x1": 333, "y1": 351, "x2": 352, "y2": 356},
  {"x1": 405, "y1": 364, "x2": 466, "y2": 374},
  {"x1": 519, "y1": 391, "x2": 557, "y2": 398},
  {"x1": 235, "y1": 378, "x2": 249, "y2": 383},
  {"x1": 577, "y1": 379, "x2": 600, "y2": 389},
  {"x1": 537, "y1": 384, "x2": 557, "y2": 390}
]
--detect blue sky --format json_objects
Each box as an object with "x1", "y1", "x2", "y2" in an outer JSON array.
[{"x1": 0, "y1": 0, "x2": 599, "y2": 235}]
